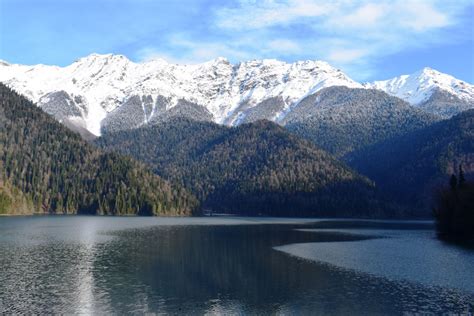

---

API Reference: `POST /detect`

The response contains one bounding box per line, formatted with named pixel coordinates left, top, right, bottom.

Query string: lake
left=0, top=216, right=473, bottom=314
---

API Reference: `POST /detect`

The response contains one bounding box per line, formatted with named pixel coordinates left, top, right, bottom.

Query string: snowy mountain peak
left=419, top=66, right=437, bottom=74
left=366, top=67, right=474, bottom=105
left=76, top=52, right=126, bottom=61
left=210, top=56, right=230, bottom=64
left=0, top=54, right=361, bottom=135
left=1, top=54, right=471, bottom=136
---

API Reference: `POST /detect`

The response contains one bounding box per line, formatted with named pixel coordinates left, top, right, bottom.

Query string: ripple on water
left=0, top=217, right=473, bottom=314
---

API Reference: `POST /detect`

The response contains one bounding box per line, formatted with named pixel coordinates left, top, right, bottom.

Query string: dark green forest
left=433, top=167, right=474, bottom=244
left=2, top=79, right=471, bottom=218
left=0, top=83, right=198, bottom=215
left=283, top=87, right=437, bottom=157
left=346, top=110, right=474, bottom=215
left=96, top=118, right=396, bottom=217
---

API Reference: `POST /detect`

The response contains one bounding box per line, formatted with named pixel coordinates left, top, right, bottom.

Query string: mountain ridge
left=2, top=53, right=472, bottom=136
left=366, top=67, right=474, bottom=104
left=284, top=86, right=439, bottom=157
left=365, top=67, right=474, bottom=118
left=0, top=54, right=360, bottom=135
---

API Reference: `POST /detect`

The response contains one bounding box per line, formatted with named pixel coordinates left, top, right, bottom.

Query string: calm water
left=0, top=216, right=473, bottom=315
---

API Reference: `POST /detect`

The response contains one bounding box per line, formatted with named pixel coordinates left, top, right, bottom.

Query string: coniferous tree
left=458, top=165, right=466, bottom=188
left=449, top=174, right=458, bottom=191
left=433, top=174, right=474, bottom=244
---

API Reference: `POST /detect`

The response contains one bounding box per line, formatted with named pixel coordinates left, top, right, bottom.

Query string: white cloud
left=335, top=3, right=387, bottom=28
left=267, top=39, right=301, bottom=54
left=327, top=48, right=368, bottom=63
left=135, top=34, right=255, bottom=64
left=216, top=0, right=331, bottom=30
left=132, top=0, right=470, bottom=80
left=215, top=0, right=461, bottom=33
left=397, top=2, right=450, bottom=31
left=210, top=0, right=471, bottom=79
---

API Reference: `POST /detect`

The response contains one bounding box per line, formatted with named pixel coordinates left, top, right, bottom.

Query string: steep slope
left=95, top=118, right=396, bottom=217
left=0, top=83, right=197, bottom=215
left=366, top=67, right=474, bottom=118
left=346, top=109, right=474, bottom=214
left=0, top=54, right=361, bottom=135
left=283, top=87, right=439, bottom=157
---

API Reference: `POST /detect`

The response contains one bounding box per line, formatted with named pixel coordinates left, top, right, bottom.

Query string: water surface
left=0, top=216, right=472, bottom=314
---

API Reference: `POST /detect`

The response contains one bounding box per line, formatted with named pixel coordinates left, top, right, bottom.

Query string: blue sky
left=1, top=0, right=473, bottom=82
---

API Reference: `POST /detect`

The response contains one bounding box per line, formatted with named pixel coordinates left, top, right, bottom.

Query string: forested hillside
left=0, top=180, right=32, bottom=215
left=0, top=83, right=198, bottom=215
left=96, top=118, right=395, bottom=217
left=284, top=87, right=438, bottom=157
left=346, top=109, right=474, bottom=214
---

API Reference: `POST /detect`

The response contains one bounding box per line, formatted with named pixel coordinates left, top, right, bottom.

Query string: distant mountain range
left=1, top=54, right=472, bottom=136
left=0, top=54, right=472, bottom=218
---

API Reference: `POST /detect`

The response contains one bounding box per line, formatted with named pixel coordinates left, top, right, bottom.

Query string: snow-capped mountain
left=365, top=67, right=474, bottom=118
left=0, top=54, right=361, bottom=135
left=0, top=54, right=472, bottom=135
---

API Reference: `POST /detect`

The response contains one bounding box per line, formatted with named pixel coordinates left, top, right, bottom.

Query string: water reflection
left=0, top=217, right=472, bottom=314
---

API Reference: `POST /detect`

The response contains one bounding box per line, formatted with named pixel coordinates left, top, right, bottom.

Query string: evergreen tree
left=433, top=176, right=474, bottom=244
left=450, top=174, right=458, bottom=191
left=458, top=165, right=466, bottom=188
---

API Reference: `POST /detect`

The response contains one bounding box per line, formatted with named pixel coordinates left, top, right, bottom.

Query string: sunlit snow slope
left=366, top=68, right=474, bottom=118
left=0, top=54, right=360, bottom=135
left=1, top=54, right=472, bottom=135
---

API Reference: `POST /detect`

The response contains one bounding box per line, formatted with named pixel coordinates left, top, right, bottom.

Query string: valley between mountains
left=0, top=54, right=472, bottom=217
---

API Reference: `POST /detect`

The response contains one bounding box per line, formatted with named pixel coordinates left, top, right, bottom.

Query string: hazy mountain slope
left=283, top=87, right=439, bottom=157
left=417, top=88, right=474, bottom=119
left=366, top=67, right=474, bottom=118
left=0, top=83, right=198, bottom=215
left=0, top=54, right=361, bottom=135
left=346, top=109, right=474, bottom=213
left=95, top=118, right=400, bottom=217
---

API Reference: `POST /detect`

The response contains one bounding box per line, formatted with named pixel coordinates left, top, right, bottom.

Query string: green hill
left=96, top=118, right=394, bottom=217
